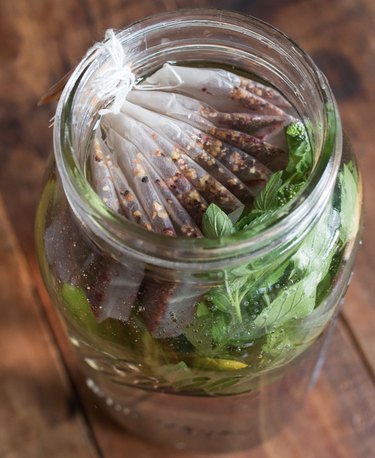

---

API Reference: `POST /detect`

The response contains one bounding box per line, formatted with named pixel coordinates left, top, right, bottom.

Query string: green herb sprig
left=189, top=121, right=359, bottom=378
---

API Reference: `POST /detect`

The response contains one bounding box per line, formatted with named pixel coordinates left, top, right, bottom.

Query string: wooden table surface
left=0, top=0, right=374, bottom=456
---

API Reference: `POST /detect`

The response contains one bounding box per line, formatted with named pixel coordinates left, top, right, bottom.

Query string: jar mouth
left=54, top=9, right=342, bottom=269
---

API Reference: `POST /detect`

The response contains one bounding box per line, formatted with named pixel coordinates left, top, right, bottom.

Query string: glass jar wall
left=36, top=10, right=362, bottom=452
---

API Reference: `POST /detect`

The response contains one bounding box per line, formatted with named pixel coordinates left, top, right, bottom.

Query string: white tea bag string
left=90, top=29, right=136, bottom=115
left=90, top=30, right=183, bottom=115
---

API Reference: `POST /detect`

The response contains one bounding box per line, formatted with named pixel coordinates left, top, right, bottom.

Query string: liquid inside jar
left=37, top=59, right=360, bottom=451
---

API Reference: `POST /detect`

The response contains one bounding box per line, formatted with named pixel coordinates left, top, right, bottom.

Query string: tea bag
left=44, top=192, right=143, bottom=324
left=139, top=277, right=207, bottom=338
left=127, top=89, right=289, bottom=147
left=92, top=64, right=293, bottom=229
left=83, top=255, right=144, bottom=323
left=107, top=129, right=202, bottom=237
left=102, top=112, right=209, bottom=226
left=139, top=63, right=292, bottom=115
left=87, top=52, right=294, bottom=337
left=121, top=100, right=272, bottom=195
left=91, top=137, right=152, bottom=230
left=104, top=106, right=251, bottom=212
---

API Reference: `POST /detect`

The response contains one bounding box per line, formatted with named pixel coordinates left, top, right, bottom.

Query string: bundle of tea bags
left=91, top=63, right=294, bottom=235
left=87, top=61, right=294, bottom=337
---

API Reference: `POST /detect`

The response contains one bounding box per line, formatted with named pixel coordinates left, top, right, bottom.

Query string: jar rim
left=53, top=9, right=342, bottom=270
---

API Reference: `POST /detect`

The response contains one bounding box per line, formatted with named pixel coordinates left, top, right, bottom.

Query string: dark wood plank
left=0, top=196, right=99, bottom=458
left=0, top=0, right=92, bottom=259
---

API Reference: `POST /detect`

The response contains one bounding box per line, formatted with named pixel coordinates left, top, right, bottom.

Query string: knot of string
left=91, top=29, right=136, bottom=115
left=88, top=30, right=184, bottom=115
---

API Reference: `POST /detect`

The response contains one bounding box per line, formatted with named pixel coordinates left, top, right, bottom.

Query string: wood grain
left=0, top=0, right=374, bottom=456
left=0, top=196, right=99, bottom=458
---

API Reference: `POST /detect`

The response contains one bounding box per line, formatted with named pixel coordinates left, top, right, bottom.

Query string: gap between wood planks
left=340, top=313, right=375, bottom=385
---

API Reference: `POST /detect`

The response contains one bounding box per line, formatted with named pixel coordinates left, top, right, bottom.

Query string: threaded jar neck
left=53, top=9, right=342, bottom=271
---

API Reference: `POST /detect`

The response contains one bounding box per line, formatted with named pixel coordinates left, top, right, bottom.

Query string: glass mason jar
left=36, top=10, right=362, bottom=453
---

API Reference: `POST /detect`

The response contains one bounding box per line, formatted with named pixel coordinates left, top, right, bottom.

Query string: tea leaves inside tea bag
left=87, top=62, right=294, bottom=336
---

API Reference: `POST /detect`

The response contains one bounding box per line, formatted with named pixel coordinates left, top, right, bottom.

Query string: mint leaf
left=202, top=203, right=234, bottom=238
left=235, top=122, right=313, bottom=233
left=253, top=171, right=283, bottom=212
left=293, top=207, right=340, bottom=280
left=236, top=209, right=279, bottom=233
left=260, top=327, right=303, bottom=371
left=196, top=301, right=210, bottom=318
left=207, top=274, right=250, bottom=321
left=262, top=328, right=294, bottom=358
left=254, top=279, right=316, bottom=330
left=339, top=162, right=359, bottom=245
left=62, top=283, right=96, bottom=328
left=211, top=314, right=229, bottom=343
left=277, top=182, right=305, bottom=207
left=62, top=283, right=129, bottom=346
left=191, top=121, right=323, bottom=377
left=254, top=206, right=341, bottom=332
left=285, top=121, right=313, bottom=180
left=209, top=288, right=233, bottom=314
